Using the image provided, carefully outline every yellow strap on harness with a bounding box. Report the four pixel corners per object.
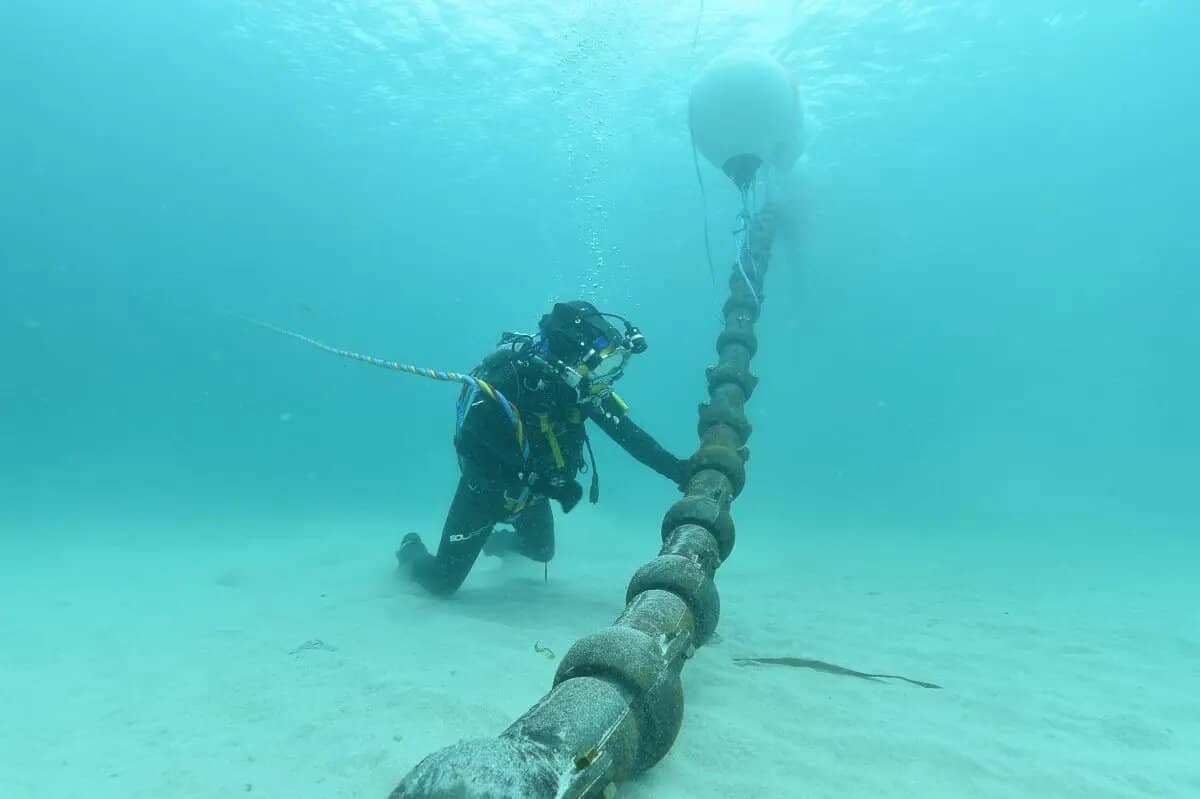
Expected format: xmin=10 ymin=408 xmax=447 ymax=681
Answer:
xmin=539 ymin=415 xmax=566 ymax=469
xmin=536 ymin=395 xmax=626 ymax=475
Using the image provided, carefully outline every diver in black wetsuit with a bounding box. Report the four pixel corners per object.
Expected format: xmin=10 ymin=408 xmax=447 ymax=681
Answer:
xmin=395 ymin=300 xmax=689 ymax=596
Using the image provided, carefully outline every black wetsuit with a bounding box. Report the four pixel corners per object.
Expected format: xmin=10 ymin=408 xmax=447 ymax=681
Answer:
xmin=399 ymin=347 xmax=685 ymax=595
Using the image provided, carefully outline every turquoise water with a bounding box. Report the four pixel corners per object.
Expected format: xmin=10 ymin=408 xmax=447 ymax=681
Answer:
xmin=2 ymin=1 xmax=1197 ymax=796
xmin=5 ymin=1 xmax=1195 ymax=534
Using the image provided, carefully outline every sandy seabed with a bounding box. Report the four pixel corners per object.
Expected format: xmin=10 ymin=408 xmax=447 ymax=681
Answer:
xmin=2 ymin=510 xmax=1196 ymax=798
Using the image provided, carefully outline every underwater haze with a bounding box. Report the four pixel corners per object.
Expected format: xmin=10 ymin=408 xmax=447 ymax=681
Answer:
xmin=2 ymin=2 xmax=1198 ymax=798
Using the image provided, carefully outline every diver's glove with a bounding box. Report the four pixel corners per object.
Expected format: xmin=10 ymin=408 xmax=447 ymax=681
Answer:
xmin=671 ymin=456 xmax=692 ymax=492
xmin=525 ymin=472 xmax=584 ymax=514
xmin=555 ymin=479 xmax=584 ymax=514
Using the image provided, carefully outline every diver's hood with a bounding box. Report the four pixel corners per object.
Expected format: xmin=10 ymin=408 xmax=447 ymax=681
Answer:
xmin=537 ymin=301 xmax=625 ymax=366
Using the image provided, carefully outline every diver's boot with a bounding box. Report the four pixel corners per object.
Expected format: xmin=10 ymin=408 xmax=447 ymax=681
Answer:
xmin=482 ymin=528 xmax=517 ymax=558
xmin=395 ymin=533 xmax=425 ymax=571
xmin=483 ymin=528 xmax=552 ymax=563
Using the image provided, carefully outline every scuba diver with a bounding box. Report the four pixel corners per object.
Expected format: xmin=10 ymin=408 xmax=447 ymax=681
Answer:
xmin=395 ymin=300 xmax=689 ymax=596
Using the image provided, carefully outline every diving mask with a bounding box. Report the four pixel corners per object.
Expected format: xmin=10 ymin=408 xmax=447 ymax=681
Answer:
xmin=580 ymin=340 xmax=629 ymax=383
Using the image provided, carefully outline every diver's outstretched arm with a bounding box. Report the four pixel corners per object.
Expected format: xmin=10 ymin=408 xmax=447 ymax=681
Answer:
xmin=588 ymin=404 xmax=687 ymax=486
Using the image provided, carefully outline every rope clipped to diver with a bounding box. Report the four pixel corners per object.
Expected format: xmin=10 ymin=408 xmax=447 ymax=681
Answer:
xmin=239 ymin=316 xmax=530 ymax=462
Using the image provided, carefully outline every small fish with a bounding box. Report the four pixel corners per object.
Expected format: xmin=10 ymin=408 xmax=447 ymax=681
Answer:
xmin=289 ymin=639 xmax=337 ymax=656
xmin=733 ymin=657 xmax=942 ymax=689
xmin=534 ymin=642 xmax=556 ymax=660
